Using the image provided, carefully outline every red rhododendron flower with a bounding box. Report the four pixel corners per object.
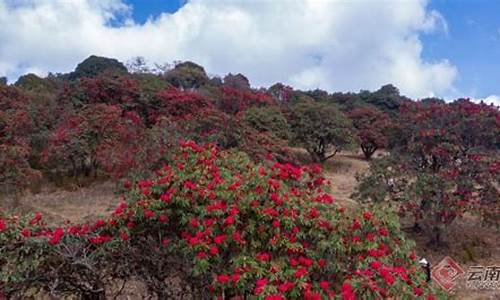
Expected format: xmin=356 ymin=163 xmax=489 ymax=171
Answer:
xmin=93 ymin=219 xmax=106 ymax=229
xmin=304 ymin=290 xmax=321 ymax=300
xmin=160 ymin=193 xmax=171 ymax=203
xmin=209 ymin=246 xmax=219 ymax=255
xmin=278 ymin=281 xmax=294 ymax=293
xmin=370 ymin=261 xmax=382 ymax=270
xmin=214 ymin=234 xmax=226 ymax=245
xmin=144 ymin=210 xmax=155 ymax=218
xmin=341 ymin=282 xmax=355 ymax=300
xmin=320 ymin=280 xmax=330 ymax=290
xmin=0 ymin=219 xmax=6 ymax=232
xmin=256 ymin=252 xmax=271 ymax=261
xmin=299 ymin=256 xmax=313 ymax=267
xmin=29 ymin=212 xmax=42 ymax=225
xmin=20 ymin=228 xmax=31 ymax=237
xmin=379 ymin=227 xmax=389 ymax=236
xmin=190 ymin=218 xmax=199 ymax=227
xmin=89 ymin=234 xmax=112 ymax=245
xmin=294 ymin=267 xmax=308 ymax=278
xmin=272 ymin=219 xmax=280 ymax=228
xmin=159 ymin=214 xmax=168 ymax=223
xmin=232 ymin=273 xmax=241 ymax=283
xmin=380 ymin=267 xmax=395 ymax=285
xmin=217 ymin=274 xmax=230 ymax=284
xmin=223 ymin=215 xmax=235 ymax=225
xmin=120 ymin=232 xmax=130 ymax=241
xmin=48 ymin=228 xmax=64 ymax=245
xmin=318 ymin=259 xmax=327 ymax=267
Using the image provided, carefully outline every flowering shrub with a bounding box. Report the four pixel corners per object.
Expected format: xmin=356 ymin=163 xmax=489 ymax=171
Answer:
xmin=0 ymin=85 xmax=40 ymax=192
xmin=355 ymin=100 xmax=500 ymax=244
xmin=1 ymin=142 xmax=438 ymax=298
xmin=62 ymin=74 xmax=139 ymax=106
xmin=43 ymin=104 xmax=146 ymax=179
xmin=216 ymin=87 xmax=272 ymax=115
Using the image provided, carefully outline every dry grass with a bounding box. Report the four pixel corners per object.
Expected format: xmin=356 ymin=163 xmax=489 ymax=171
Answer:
xmin=9 ymin=180 xmax=120 ymax=225
xmin=288 ymin=147 xmax=370 ymax=207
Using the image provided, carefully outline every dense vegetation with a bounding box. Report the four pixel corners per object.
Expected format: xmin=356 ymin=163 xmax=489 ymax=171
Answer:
xmin=0 ymin=55 xmax=498 ymax=298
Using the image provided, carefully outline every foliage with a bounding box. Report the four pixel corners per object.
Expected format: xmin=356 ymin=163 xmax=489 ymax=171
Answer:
xmin=68 ymin=55 xmax=128 ymax=80
xmin=152 ymin=87 xmax=213 ymax=121
xmin=355 ymin=100 xmax=500 ymax=244
xmin=244 ymin=106 xmax=290 ymax=140
xmin=348 ymin=106 xmax=393 ymax=159
xmin=0 ymin=142 xmax=439 ymax=299
xmin=62 ymin=74 xmax=139 ymax=107
xmin=216 ymin=87 xmax=272 ymax=115
xmin=359 ymin=84 xmax=403 ymax=115
xmin=0 ymin=86 xmax=40 ymax=192
xmin=223 ymin=73 xmax=251 ymax=90
xmin=43 ymin=104 xmax=146 ymax=179
xmin=164 ymin=61 xmax=209 ymax=90
xmin=14 ymin=74 xmax=59 ymax=95
xmin=289 ymin=102 xmax=358 ymax=162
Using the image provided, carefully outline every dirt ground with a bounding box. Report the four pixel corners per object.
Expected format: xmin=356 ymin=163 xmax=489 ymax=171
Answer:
xmin=3 ymin=180 xmax=120 ymax=225
xmin=5 ymin=149 xmax=500 ymax=299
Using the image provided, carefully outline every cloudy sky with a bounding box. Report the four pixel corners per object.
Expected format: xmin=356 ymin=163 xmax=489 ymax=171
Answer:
xmin=0 ymin=0 xmax=498 ymax=104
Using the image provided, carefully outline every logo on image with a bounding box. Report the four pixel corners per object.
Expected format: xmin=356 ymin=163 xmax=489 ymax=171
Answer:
xmin=431 ymin=256 xmax=464 ymax=291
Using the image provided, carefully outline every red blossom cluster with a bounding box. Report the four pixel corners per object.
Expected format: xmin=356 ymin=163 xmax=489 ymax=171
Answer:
xmin=1 ymin=142 xmax=438 ymax=298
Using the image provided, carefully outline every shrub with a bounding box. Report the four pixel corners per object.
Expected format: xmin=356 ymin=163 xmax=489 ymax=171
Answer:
xmin=1 ymin=142 xmax=438 ymax=299
xmin=355 ymin=100 xmax=500 ymax=244
xmin=244 ymin=106 xmax=291 ymax=140
xmin=43 ymin=104 xmax=146 ymax=179
xmin=216 ymin=87 xmax=272 ymax=115
xmin=0 ymin=86 xmax=40 ymax=192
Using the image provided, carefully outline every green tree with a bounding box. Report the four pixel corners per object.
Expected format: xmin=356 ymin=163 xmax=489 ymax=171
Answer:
xmin=69 ymin=55 xmax=128 ymax=80
xmin=244 ymin=106 xmax=290 ymax=140
xmin=164 ymin=61 xmax=208 ymax=90
xmin=289 ymin=102 xmax=357 ymax=162
xmin=223 ymin=73 xmax=250 ymax=90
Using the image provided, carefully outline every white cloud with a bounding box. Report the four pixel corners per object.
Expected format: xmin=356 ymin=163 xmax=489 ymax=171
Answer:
xmin=0 ymin=0 xmax=457 ymax=98
xmin=480 ymin=95 xmax=500 ymax=107
xmin=469 ymin=95 xmax=500 ymax=107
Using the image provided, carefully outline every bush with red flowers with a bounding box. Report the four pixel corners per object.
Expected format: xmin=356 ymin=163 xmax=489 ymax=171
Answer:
xmin=1 ymin=141 xmax=439 ymax=299
xmin=354 ymin=100 xmax=500 ymax=244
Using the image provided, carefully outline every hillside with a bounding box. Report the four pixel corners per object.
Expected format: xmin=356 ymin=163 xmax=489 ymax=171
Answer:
xmin=0 ymin=56 xmax=499 ymax=299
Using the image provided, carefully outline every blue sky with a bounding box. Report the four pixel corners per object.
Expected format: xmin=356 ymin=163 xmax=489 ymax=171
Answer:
xmin=0 ymin=0 xmax=499 ymax=103
xmin=127 ymin=0 xmax=184 ymax=21
xmin=422 ymin=0 xmax=500 ymax=99
xmin=126 ymin=0 xmax=500 ymax=100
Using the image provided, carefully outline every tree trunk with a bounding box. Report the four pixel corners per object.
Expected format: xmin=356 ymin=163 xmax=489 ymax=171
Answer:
xmin=361 ymin=143 xmax=377 ymax=160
